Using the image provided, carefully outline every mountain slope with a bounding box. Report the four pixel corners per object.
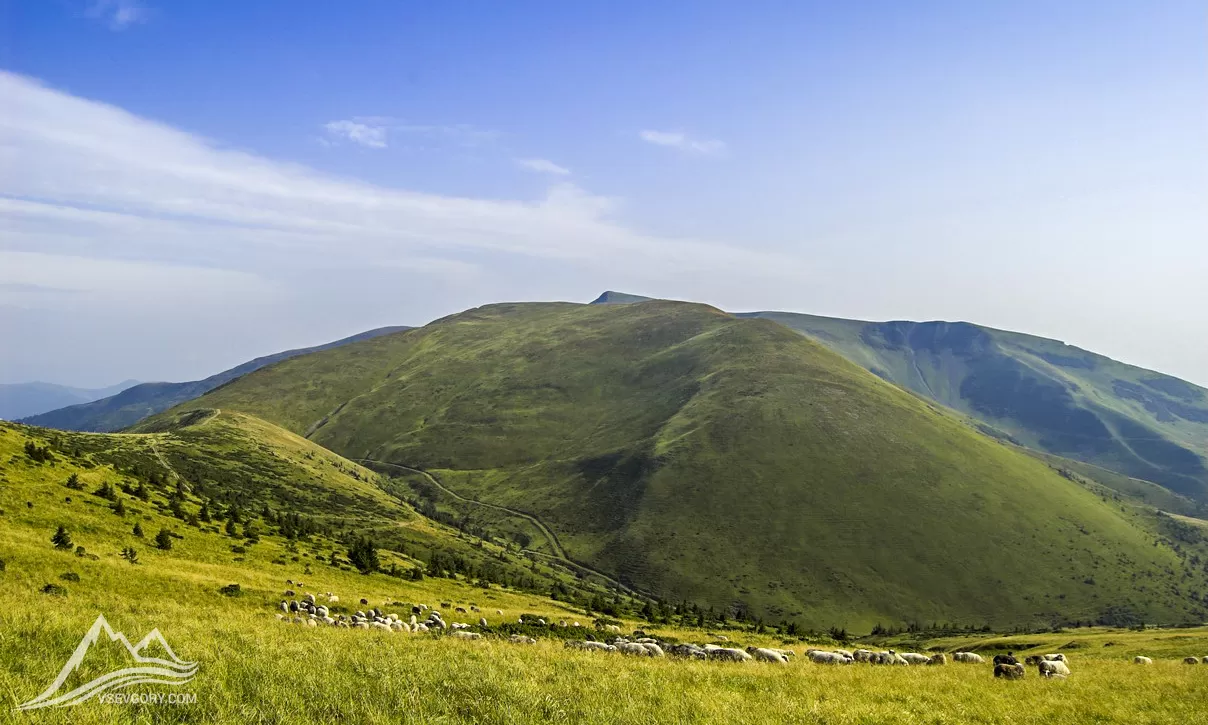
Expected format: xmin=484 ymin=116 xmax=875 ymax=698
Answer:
xmin=165 ymin=300 xmax=1208 ymax=628
xmin=21 ymin=326 xmax=411 ymax=432
xmin=0 ymin=380 xmax=139 ymax=420
xmin=739 ymin=311 xmax=1208 ymax=502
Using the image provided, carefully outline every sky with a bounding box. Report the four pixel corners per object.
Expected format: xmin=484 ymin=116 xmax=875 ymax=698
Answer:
xmin=1 ymin=0 xmax=1205 ymax=388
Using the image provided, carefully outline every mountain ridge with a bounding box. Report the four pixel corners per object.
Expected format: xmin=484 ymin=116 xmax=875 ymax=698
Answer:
xmin=21 ymin=326 xmax=411 ymax=432
xmin=160 ymin=299 xmax=1208 ymax=628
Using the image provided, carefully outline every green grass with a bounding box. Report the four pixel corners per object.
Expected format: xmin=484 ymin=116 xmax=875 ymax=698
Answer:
xmin=4 ymin=416 xmax=1208 ymax=723
xmin=164 ymin=301 xmax=1208 ymax=629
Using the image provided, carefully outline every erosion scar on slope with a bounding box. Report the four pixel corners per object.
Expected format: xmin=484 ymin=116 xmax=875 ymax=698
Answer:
xmin=356 ymin=458 xmax=646 ymax=597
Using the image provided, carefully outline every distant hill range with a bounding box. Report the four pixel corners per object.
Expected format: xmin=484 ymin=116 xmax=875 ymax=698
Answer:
xmin=156 ymin=299 xmax=1208 ymax=628
xmin=590 ymin=292 xmax=1208 ymax=503
xmin=21 ymin=327 xmax=410 ymax=432
xmin=0 ymin=380 xmax=139 ymax=421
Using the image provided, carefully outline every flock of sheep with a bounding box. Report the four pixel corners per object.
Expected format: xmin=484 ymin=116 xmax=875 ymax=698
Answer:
xmin=273 ymin=583 xmax=1207 ymax=677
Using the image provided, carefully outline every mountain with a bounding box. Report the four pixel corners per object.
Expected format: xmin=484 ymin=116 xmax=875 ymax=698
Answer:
xmin=590 ymin=291 xmax=654 ymax=305
xmin=21 ymin=327 xmax=411 ymax=433
xmin=589 ymin=292 xmax=1208 ymax=504
xmin=738 ymin=311 xmax=1208 ymax=503
xmin=0 ymin=380 xmax=139 ymax=421
xmin=160 ymin=300 xmax=1208 ymax=628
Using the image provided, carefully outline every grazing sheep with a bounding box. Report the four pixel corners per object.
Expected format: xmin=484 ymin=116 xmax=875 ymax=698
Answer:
xmin=954 ymin=652 xmax=984 ymax=664
xmin=833 ymin=649 xmax=854 ymax=659
xmin=573 ymin=621 xmax=581 ymax=628
xmin=853 ymin=649 xmax=874 ymax=663
xmin=509 ymin=635 xmax=537 ymax=644
xmin=496 ymin=609 xmax=503 ymax=616
xmin=1133 ymin=656 xmax=1153 ymax=665
xmin=993 ymin=653 xmax=1019 ymax=666
xmin=747 ymin=647 xmax=789 ymax=664
xmin=994 ymin=663 xmax=1025 ymax=680
xmin=809 ymin=651 xmax=850 ymax=665
xmin=1025 ymin=655 xmax=1044 ymax=666
xmin=707 ymin=647 xmax=753 ymax=662
xmin=640 ymin=643 xmax=666 ymax=657
xmin=279 ymin=601 xmax=289 ymax=613
xmin=360 ymin=599 xmax=368 ymax=605
xmin=303 ymin=593 xmax=316 ymax=604
xmin=455 ymin=607 xmax=467 ymax=613
xmin=1038 ymin=660 xmax=1071 ymax=678
xmin=604 ymin=625 xmax=622 ymax=634
xmin=451 ymin=631 xmax=481 ymax=640
xmin=1203 ymin=657 xmax=1208 ymax=665
xmin=928 ymin=653 xmax=948 ymax=665
xmin=441 ymin=602 xmax=451 ymax=608
xmin=1184 ymin=657 xmax=1200 ymax=665
xmin=616 ymin=642 xmax=653 ymax=657
xmin=667 ymin=644 xmax=708 ymax=660
xmin=479 ymin=617 xmax=488 ymax=627
xmin=471 ymin=606 xmax=480 ymax=612
xmin=900 ymin=653 xmax=930 ymax=665
xmin=284 ymin=589 xmax=296 ymax=597
xmin=1044 ymin=654 xmax=1067 ymax=663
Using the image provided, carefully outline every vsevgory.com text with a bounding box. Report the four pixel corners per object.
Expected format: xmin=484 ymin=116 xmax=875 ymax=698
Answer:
xmin=97 ymin=692 xmax=198 ymax=706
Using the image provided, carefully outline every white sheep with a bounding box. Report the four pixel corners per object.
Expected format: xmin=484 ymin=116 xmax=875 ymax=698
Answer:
xmin=900 ymin=653 xmax=931 ymax=665
xmin=1039 ymin=660 xmax=1071 ymax=678
xmin=953 ymin=652 xmax=984 ymax=663
xmin=1133 ymin=656 xmax=1153 ymax=665
xmin=747 ymin=647 xmax=789 ymax=663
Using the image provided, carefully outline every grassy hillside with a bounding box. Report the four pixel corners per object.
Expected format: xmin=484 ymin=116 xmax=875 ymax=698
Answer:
xmin=739 ymin=310 xmax=1208 ymax=501
xmin=3 ymin=416 xmax=1207 ymax=723
xmin=0 ymin=413 xmax=641 ymax=618
xmin=167 ymin=300 xmax=1208 ymax=629
xmin=20 ymin=326 xmax=410 ymax=433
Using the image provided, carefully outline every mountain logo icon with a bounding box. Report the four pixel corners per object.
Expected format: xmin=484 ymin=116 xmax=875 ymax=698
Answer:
xmin=14 ymin=614 xmax=198 ymax=711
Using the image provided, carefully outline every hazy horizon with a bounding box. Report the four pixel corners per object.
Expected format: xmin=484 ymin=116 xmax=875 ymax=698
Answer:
xmin=2 ymin=1 xmax=1205 ymax=388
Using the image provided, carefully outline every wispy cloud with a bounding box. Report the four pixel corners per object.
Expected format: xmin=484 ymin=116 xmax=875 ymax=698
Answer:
xmin=323 ymin=119 xmax=389 ymax=148
xmin=86 ymin=0 xmax=148 ymax=30
xmin=639 ymin=129 xmax=727 ymax=156
xmin=516 ymin=158 xmax=571 ymax=176
xmin=0 ymin=71 xmax=796 ymax=313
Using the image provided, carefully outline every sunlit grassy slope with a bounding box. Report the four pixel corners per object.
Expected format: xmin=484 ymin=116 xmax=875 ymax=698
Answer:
xmin=167 ymin=300 xmax=1208 ymax=629
xmin=3 ymin=416 xmax=1208 ymax=724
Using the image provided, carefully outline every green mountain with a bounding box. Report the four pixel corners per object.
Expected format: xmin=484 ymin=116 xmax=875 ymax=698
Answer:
xmin=21 ymin=326 xmax=410 ymax=433
xmin=737 ymin=311 xmax=1208 ymax=503
xmin=162 ymin=300 xmax=1208 ymax=629
xmin=0 ymin=380 xmax=139 ymax=421
xmin=586 ymin=292 xmax=1208 ymax=504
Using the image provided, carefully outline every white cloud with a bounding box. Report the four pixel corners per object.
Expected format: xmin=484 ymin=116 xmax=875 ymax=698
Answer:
xmin=0 ymin=69 xmax=805 ymax=349
xmin=87 ymin=0 xmax=148 ymax=30
xmin=639 ymin=129 xmax=727 ymax=156
xmin=323 ymin=119 xmax=389 ymax=148
xmin=516 ymin=158 xmax=571 ymax=175
xmin=0 ymin=250 xmax=277 ymax=309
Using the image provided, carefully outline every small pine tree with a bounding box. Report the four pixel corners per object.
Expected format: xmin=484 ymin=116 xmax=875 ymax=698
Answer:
xmin=94 ymin=482 xmax=117 ymax=501
xmin=112 ymin=498 xmax=126 ymax=516
xmin=198 ymin=503 xmax=212 ymax=523
xmin=51 ymin=525 xmax=73 ymax=550
xmin=132 ymin=522 xmax=144 ymax=538
xmin=225 ymin=518 xmax=238 ymax=537
xmin=65 ymin=473 xmax=83 ymax=490
xmin=134 ymin=481 xmax=150 ymax=501
xmin=154 ymin=529 xmax=173 ymax=551
xmin=121 ymin=547 xmax=139 ymax=564
xmin=347 ymin=537 xmax=380 ymax=574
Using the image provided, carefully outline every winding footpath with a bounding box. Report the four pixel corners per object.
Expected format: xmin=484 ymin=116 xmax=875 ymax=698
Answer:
xmin=355 ymin=458 xmax=643 ymax=597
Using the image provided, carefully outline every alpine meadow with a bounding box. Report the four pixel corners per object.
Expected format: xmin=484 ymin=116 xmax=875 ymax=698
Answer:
xmin=4 ymin=2 xmax=1208 ymax=723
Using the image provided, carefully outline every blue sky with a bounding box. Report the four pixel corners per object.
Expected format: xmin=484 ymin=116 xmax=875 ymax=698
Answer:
xmin=1 ymin=0 xmax=1205 ymax=387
